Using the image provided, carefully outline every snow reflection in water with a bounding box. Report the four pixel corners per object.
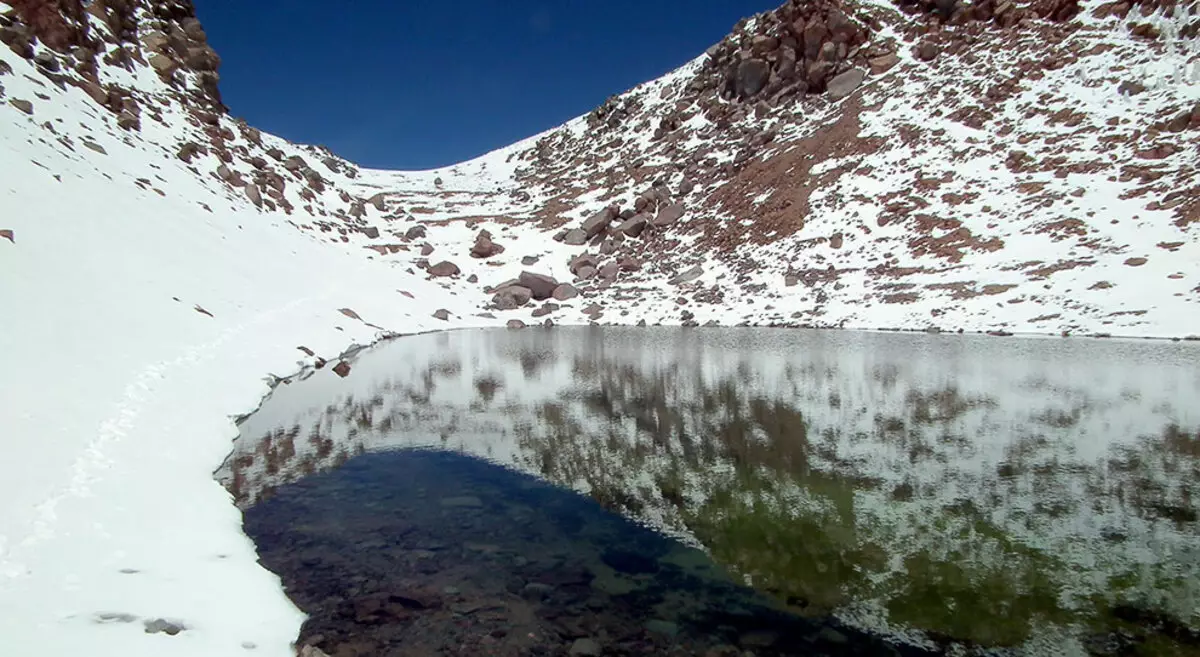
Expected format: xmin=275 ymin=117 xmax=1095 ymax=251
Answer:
xmin=219 ymin=327 xmax=1200 ymax=656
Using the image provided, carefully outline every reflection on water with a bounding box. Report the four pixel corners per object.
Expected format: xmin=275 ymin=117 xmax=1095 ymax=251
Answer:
xmin=218 ymin=328 xmax=1200 ymax=655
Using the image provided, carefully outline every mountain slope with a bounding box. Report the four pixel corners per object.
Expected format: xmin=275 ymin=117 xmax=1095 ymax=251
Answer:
xmin=0 ymin=0 xmax=1197 ymax=655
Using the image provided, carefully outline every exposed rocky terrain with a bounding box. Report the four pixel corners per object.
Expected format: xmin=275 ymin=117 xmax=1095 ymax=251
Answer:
xmin=3 ymin=0 xmax=1198 ymax=339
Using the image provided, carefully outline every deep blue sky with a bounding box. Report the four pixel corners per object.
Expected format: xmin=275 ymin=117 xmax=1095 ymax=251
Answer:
xmin=194 ymin=1 xmax=778 ymax=170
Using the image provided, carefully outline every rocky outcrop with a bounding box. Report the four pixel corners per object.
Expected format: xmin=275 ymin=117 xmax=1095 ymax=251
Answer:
xmin=470 ymin=230 xmax=504 ymax=258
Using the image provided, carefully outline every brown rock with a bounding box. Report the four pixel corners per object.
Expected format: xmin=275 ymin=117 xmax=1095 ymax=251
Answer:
xmin=332 ymin=361 xmax=351 ymax=378
xmin=531 ymin=303 xmax=559 ymax=318
xmin=1124 ymin=257 xmax=1148 ymax=266
xmin=916 ymin=42 xmax=939 ymax=62
xmin=467 ymin=274 xmax=478 ymax=283
xmin=669 ymin=265 xmax=703 ymax=285
xmin=581 ymin=205 xmax=619 ymax=238
xmin=361 ymin=226 xmax=380 ymax=239
xmin=9 ymin=98 xmax=32 ymax=114
xmin=367 ymin=193 xmax=386 ymax=211
xmin=869 ymin=53 xmax=899 ymax=74
xmin=148 ymin=53 xmax=178 ymax=76
xmin=421 ymin=243 xmax=435 ymax=256
xmin=433 ymin=309 xmax=450 ymax=321
xmin=830 ymin=232 xmax=844 ymax=249
xmin=802 ymin=21 xmax=829 ymax=60
xmin=521 ymin=255 xmax=539 ymax=266
xmin=117 ymin=112 xmax=140 ymax=131
xmin=404 ymin=225 xmax=427 ymax=240
xmin=751 ymin=35 xmax=779 ymax=54
xmin=552 ymin=284 xmax=579 ymax=301
xmin=617 ymin=213 xmax=649 ymax=237
xmin=0 ymin=229 xmax=13 ymax=243
xmin=244 ymin=183 xmax=262 ymax=208
xmin=518 ymin=271 xmax=559 ymax=300
xmin=506 ymin=319 xmax=527 ymax=329
xmin=428 ymin=260 xmax=459 ymax=277
xmin=652 ymin=202 xmax=685 ymax=227
xmin=492 ymin=285 xmax=533 ymax=309
xmin=470 ymin=232 xmax=504 ymax=258
xmin=569 ymin=254 xmax=600 ymax=274
xmin=563 ymin=229 xmax=588 ymax=245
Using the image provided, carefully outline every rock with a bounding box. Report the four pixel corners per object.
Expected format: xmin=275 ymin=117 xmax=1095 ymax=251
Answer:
xmin=506 ymin=319 xmax=526 ymax=329
xmin=869 ymin=53 xmax=899 ymax=74
xmin=148 ymin=53 xmax=178 ymax=76
xmin=669 ymin=265 xmax=703 ymax=285
xmin=362 ymin=226 xmax=380 ymax=239
xmin=575 ymin=266 xmax=597 ymax=281
xmin=830 ymin=232 xmax=844 ymax=249
xmin=9 ymin=98 xmax=32 ymax=114
xmin=735 ymin=58 xmax=770 ymax=97
xmin=492 ymin=285 xmax=533 ymax=309
xmin=803 ymin=21 xmax=829 ymax=59
xmin=519 ymin=271 xmax=560 ymax=300
xmin=581 ymin=205 xmax=619 ymax=238
xmin=34 ymin=51 xmax=59 ymax=72
xmin=751 ymin=35 xmax=779 ymax=54
xmin=678 ymin=178 xmax=695 ymax=195
xmin=0 ymin=229 xmax=12 ymax=243
xmin=332 ymin=361 xmax=351 ymax=378
xmin=916 ymin=41 xmax=939 ymax=62
xmin=404 ymin=225 xmax=427 ymax=240
xmin=531 ymin=303 xmax=559 ymax=318
xmin=777 ymin=46 xmax=798 ymax=79
xmin=552 ymin=284 xmax=579 ymax=300
xmin=569 ymin=638 xmax=602 ymax=656
xmin=299 ymin=647 xmax=331 ymax=657
xmin=283 ymin=155 xmax=307 ymax=172
xmin=542 ymin=318 xmax=553 ymax=328
xmin=826 ymin=68 xmax=866 ymax=101
xmin=244 ymin=183 xmax=262 ymax=208
xmin=83 ymin=140 xmax=107 ymax=155
xmin=143 ymin=618 xmax=185 ymax=635
xmin=570 ymin=254 xmax=600 ymax=274
xmin=433 ymin=309 xmax=450 ymax=321
xmin=598 ymin=263 xmax=619 ymax=280
xmin=470 ymin=232 xmax=504 ymax=258
xmin=521 ymin=255 xmax=539 ymax=265
xmin=1124 ymin=257 xmax=1147 ymax=266
xmin=616 ymin=213 xmax=649 ymax=237
xmin=117 ymin=112 xmax=140 ymax=131
xmin=420 ymin=243 xmax=434 ymax=256
xmin=652 ymin=202 xmax=685 ymax=227
xmin=428 ymin=261 xmax=460 ymax=277
xmin=433 ymin=176 xmax=443 ymax=186
xmin=563 ymin=229 xmax=588 ymax=246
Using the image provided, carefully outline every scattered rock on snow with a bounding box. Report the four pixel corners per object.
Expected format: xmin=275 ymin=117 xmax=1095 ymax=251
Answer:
xmin=427 ymin=261 xmax=461 ymax=277
xmin=552 ymin=284 xmax=579 ymax=300
xmin=9 ymin=98 xmax=32 ymax=114
xmin=616 ymin=213 xmax=649 ymax=238
xmin=433 ymin=309 xmax=450 ymax=321
xmin=0 ymin=229 xmax=13 ymax=243
xmin=470 ymin=231 xmax=504 ymax=258
xmin=506 ymin=319 xmax=526 ymax=329
xmin=143 ymin=618 xmax=186 ymax=635
xmin=581 ymin=205 xmax=619 ymax=238
xmin=518 ymin=271 xmax=560 ymax=300
xmin=492 ymin=285 xmax=533 ymax=309
xmin=332 ymin=361 xmax=351 ymax=378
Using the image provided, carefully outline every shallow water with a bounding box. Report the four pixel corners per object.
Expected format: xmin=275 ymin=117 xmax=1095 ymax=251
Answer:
xmin=219 ymin=327 xmax=1200 ymax=656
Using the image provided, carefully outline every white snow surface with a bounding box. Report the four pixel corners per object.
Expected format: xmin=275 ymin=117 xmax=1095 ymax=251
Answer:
xmin=1 ymin=0 xmax=1199 ymax=655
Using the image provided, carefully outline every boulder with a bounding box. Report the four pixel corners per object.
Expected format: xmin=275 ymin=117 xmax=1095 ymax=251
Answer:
xmin=916 ymin=42 xmax=939 ymax=62
xmin=148 ymin=53 xmax=178 ymax=76
xmin=652 ymin=203 xmax=685 ymax=227
xmin=777 ymin=46 xmax=798 ymax=79
xmin=869 ymin=53 xmax=899 ymax=74
xmin=581 ymin=205 xmax=619 ymax=238
xmin=518 ymin=271 xmax=559 ymax=300
xmin=362 ymin=226 xmax=380 ymax=239
xmin=9 ymin=98 xmax=33 ymax=114
xmin=563 ymin=229 xmax=588 ymax=245
xmin=506 ymin=319 xmax=527 ymax=329
xmin=367 ymin=193 xmax=386 ymax=210
xmin=826 ymin=68 xmax=866 ymax=101
xmin=404 ymin=225 xmax=427 ymax=240
xmin=428 ymin=261 xmax=460 ymax=277
xmin=677 ymin=178 xmax=695 ymax=195
xmin=332 ymin=361 xmax=351 ymax=378
xmin=735 ymin=58 xmax=770 ymax=97
xmin=492 ymin=285 xmax=533 ymax=309
xmin=598 ymin=263 xmax=619 ymax=280
xmin=569 ymin=254 xmax=600 ymax=274
xmin=433 ymin=309 xmax=450 ymax=321
xmin=531 ymin=303 xmax=560 ymax=318
xmin=470 ymin=232 xmax=504 ymax=258
xmin=617 ymin=214 xmax=649 ymax=238
xmin=244 ymin=183 xmax=262 ymax=208
xmin=552 ymin=284 xmax=579 ymax=301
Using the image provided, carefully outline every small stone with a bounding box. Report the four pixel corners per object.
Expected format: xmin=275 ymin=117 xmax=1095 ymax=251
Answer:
xmin=332 ymin=361 xmax=351 ymax=378
xmin=433 ymin=309 xmax=450 ymax=321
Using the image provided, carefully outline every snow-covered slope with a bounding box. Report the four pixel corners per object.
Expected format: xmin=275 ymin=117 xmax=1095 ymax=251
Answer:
xmin=1 ymin=0 xmax=1197 ymax=654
